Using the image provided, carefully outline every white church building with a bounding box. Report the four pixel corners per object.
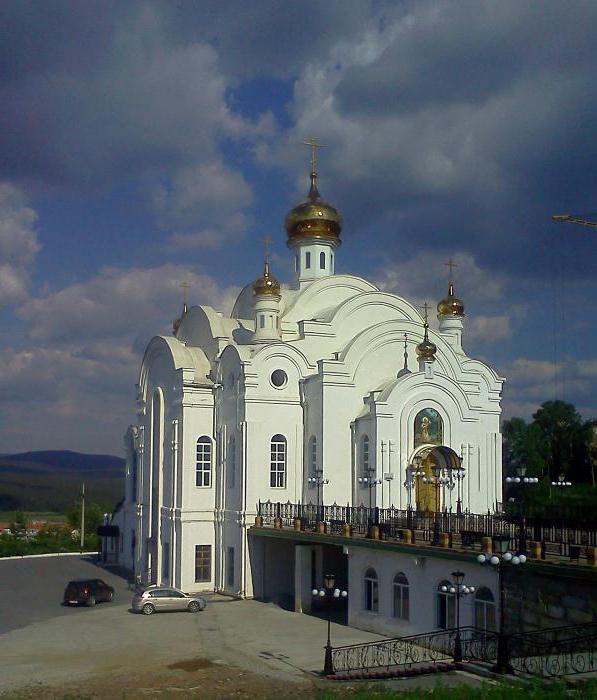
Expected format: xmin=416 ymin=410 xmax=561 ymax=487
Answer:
xmin=113 ymin=154 xmax=504 ymax=637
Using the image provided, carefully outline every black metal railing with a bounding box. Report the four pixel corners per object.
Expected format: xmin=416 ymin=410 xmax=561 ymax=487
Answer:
xmin=508 ymin=623 xmax=597 ymax=677
xmin=331 ymin=626 xmax=497 ymax=675
xmin=257 ymin=500 xmax=597 ymax=556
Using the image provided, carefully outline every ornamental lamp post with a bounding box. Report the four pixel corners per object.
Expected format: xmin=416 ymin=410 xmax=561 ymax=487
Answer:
xmin=312 ymin=574 xmax=348 ymax=676
xmin=308 ymin=469 xmax=329 ymax=523
xmin=358 ymin=473 xmax=382 ymax=525
xmin=477 ymin=549 xmax=527 ymax=674
xmin=440 ymin=570 xmax=475 ymax=664
xmin=505 ymin=467 xmax=539 ymax=554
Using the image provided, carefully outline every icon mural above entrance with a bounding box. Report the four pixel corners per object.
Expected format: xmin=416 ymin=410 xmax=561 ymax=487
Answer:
xmin=414 ymin=408 xmax=443 ymax=447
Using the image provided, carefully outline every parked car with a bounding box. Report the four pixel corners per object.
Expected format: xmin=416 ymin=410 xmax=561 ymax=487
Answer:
xmin=63 ymin=578 xmax=115 ymax=607
xmin=131 ymin=586 xmax=207 ymax=615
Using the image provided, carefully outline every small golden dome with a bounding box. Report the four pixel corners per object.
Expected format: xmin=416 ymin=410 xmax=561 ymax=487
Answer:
xmin=437 ymin=282 xmax=465 ymax=317
xmin=285 ymin=174 xmax=342 ymax=245
xmin=416 ymin=303 xmax=437 ymax=362
xmin=416 ymin=335 xmax=437 ymax=362
xmin=253 ymin=260 xmax=280 ymax=296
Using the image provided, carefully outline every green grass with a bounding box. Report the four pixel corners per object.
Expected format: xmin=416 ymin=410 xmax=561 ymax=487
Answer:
xmin=310 ymin=679 xmax=597 ymax=699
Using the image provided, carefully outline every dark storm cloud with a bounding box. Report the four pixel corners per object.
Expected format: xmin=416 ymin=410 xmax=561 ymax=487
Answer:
xmin=284 ymin=1 xmax=597 ymax=280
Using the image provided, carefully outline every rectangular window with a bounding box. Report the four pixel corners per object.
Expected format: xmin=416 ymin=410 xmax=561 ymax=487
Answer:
xmin=305 ymin=251 xmax=311 ymax=269
xmin=195 ymin=544 xmax=211 ymax=583
xmin=438 ymin=592 xmax=456 ymax=629
xmin=162 ymin=542 xmax=170 ymax=580
xmin=259 ymin=315 xmax=265 ymax=328
xmin=365 ymin=578 xmax=379 ymax=612
xmin=227 ymin=546 xmax=235 ymax=587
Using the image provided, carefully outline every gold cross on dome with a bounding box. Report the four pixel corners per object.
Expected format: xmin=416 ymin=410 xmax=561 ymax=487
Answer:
xmin=180 ymin=281 xmax=190 ymax=306
xmin=421 ymin=301 xmax=431 ymax=324
xmin=303 ymin=137 xmax=326 ymax=175
xmin=444 ymin=258 xmax=457 ymax=280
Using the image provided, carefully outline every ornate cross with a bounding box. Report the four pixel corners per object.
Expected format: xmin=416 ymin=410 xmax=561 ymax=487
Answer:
xmin=261 ymin=235 xmax=272 ymax=262
xmin=421 ymin=301 xmax=431 ymax=324
xmin=180 ymin=281 xmax=190 ymax=306
xmin=444 ymin=258 xmax=457 ymax=279
xmin=303 ymin=137 xmax=326 ymax=175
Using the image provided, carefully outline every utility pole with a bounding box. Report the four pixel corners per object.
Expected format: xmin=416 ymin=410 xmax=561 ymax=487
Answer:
xmin=80 ymin=482 xmax=85 ymax=549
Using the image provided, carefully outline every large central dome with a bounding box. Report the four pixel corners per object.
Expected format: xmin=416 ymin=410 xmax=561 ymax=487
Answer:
xmin=285 ymin=173 xmax=342 ymax=245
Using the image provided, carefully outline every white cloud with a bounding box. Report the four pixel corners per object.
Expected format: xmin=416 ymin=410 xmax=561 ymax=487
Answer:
xmin=18 ymin=264 xmax=238 ymax=342
xmin=0 ymin=183 xmax=40 ymax=306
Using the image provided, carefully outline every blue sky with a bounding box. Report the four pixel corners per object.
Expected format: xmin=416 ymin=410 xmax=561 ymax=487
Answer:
xmin=1 ymin=1 xmax=596 ymax=454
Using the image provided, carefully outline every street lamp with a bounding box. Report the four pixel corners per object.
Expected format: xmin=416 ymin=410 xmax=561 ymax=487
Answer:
xmin=312 ymin=574 xmax=348 ymax=676
xmin=422 ymin=465 xmax=448 ymax=545
xmin=477 ymin=548 xmax=527 ymax=674
xmin=404 ymin=465 xmax=425 ymax=527
xmin=358 ymin=473 xmax=382 ymax=525
xmin=551 ymin=474 xmax=572 ymax=488
xmin=505 ymin=467 xmax=539 ymax=554
xmin=440 ymin=570 xmax=475 ymax=663
xmin=308 ymin=469 xmax=329 ymax=523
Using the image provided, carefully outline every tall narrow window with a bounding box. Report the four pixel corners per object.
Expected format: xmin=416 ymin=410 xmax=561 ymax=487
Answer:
xmin=295 ymin=254 xmax=299 ymax=273
xmin=393 ymin=573 xmax=409 ymax=620
xmin=362 ymin=435 xmax=370 ymax=474
xmin=270 ymin=434 xmax=286 ymax=488
xmin=437 ymin=580 xmax=456 ymax=629
xmin=364 ymin=568 xmax=379 ymax=612
xmin=196 ymin=437 xmax=212 ymax=487
xmin=195 ymin=544 xmax=211 ymax=582
xmin=474 ymin=587 xmax=496 ymax=632
xmin=259 ymin=315 xmax=265 ymax=329
xmin=320 ymin=251 xmax=326 ymax=269
xmin=227 ymin=547 xmax=235 ymax=587
xmin=331 ymin=252 xmax=334 ymax=270
xmin=228 ymin=436 xmax=236 ymax=489
xmin=305 ymin=251 xmax=311 ymax=269
xmin=309 ymin=436 xmax=317 ymax=475
xmin=162 ymin=542 xmax=170 ymax=580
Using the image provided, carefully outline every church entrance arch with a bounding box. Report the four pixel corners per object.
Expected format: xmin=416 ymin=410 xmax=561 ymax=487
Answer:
xmin=410 ymin=445 xmax=462 ymax=513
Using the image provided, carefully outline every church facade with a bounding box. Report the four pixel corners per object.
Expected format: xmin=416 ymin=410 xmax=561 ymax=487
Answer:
xmin=113 ymin=157 xmax=504 ymax=632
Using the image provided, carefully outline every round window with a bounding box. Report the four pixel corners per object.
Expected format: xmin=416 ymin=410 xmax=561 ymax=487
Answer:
xmin=270 ymin=369 xmax=288 ymax=388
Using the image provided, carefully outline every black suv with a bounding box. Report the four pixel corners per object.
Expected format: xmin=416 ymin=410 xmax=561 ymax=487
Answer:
xmin=63 ymin=578 xmax=115 ymax=607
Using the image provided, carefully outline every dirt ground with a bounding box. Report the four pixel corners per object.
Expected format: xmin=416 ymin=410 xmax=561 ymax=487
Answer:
xmin=0 ymin=658 xmax=319 ymax=700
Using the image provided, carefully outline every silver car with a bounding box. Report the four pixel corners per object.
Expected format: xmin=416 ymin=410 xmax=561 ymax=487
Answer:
xmin=132 ymin=586 xmax=207 ymax=615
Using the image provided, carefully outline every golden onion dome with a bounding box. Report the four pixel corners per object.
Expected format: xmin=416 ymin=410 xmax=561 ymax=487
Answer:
xmin=285 ymin=173 xmax=342 ymax=245
xmin=416 ymin=310 xmax=437 ymax=362
xmin=437 ymin=281 xmax=465 ymax=317
xmin=253 ymin=259 xmax=280 ymax=296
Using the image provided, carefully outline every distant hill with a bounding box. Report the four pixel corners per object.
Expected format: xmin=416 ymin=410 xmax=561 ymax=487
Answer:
xmin=0 ymin=451 xmax=125 ymax=513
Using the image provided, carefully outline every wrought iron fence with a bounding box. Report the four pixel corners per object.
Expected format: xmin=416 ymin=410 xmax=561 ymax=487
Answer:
xmin=257 ymin=500 xmax=597 ymax=556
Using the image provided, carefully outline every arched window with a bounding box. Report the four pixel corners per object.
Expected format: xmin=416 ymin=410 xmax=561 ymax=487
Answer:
xmin=270 ymin=434 xmax=286 ymax=488
xmin=228 ymin=435 xmax=236 ymax=489
xmin=437 ymin=580 xmax=456 ymax=629
xmin=474 ymin=587 xmax=496 ymax=632
xmin=393 ymin=573 xmax=409 ymax=620
xmin=361 ymin=435 xmax=370 ymax=475
xmin=320 ymin=251 xmax=326 ymax=269
xmin=364 ymin=568 xmax=379 ymax=612
xmin=196 ymin=437 xmax=212 ymax=487
xmin=309 ymin=436 xmax=317 ymax=475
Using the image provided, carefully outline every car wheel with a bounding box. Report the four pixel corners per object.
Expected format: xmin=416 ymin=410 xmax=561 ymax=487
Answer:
xmin=188 ymin=601 xmax=200 ymax=613
xmin=87 ymin=595 xmax=96 ymax=607
xmin=107 ymin=591 xmax=114 ymax=602
xmin=142 ymin=603 xmax=155 ymax=615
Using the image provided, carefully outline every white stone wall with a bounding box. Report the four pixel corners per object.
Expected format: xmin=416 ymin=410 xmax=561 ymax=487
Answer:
xmin=347 ymin=546 xmax=498 ymax=637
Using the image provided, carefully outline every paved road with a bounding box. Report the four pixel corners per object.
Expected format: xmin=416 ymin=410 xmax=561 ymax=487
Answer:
xmin=0 ymin=554 xmax=131 ymax=635
xmin=0 ymin=556 xmax=485 ymax=695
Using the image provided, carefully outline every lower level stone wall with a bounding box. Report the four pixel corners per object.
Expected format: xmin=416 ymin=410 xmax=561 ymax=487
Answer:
xmin=505 ymin=566 xmax=597 ymax=634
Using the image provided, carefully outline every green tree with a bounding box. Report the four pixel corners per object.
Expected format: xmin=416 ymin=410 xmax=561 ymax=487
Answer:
xmin=65 ymin=499 xmax=105 ymax=548
xmin=8 ymin=510 xmax=27 ymax=537
xmin=532 ymin=401 xmax=590 ymax=482
xmin=502 ymin=418 xmax=546 ymax=477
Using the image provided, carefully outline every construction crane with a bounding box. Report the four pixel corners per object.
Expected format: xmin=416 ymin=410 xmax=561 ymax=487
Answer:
xmin=552 ymin=213 xmax=597 ymax=228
